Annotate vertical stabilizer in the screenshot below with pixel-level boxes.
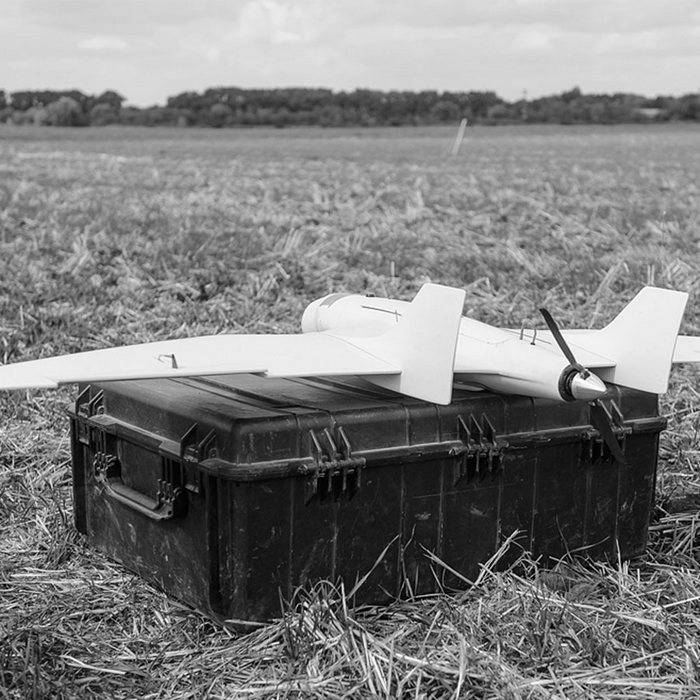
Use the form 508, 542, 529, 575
365, 283, 466, 404
595, 286, 688, 394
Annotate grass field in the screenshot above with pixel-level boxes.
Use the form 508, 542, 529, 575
0, 123, 698, 698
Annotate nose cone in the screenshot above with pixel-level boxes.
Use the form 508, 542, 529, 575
301, 299, 322, 333
570, 372, 607, 401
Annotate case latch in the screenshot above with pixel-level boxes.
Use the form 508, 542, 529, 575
305, 425, 365, 503
453, 414, 503, 485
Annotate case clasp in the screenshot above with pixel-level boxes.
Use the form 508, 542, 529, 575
453, 414, 504, 485
305, 425, 365, 503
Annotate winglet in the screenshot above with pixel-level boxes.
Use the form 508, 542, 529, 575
595, 286, 688, 394
367, 283, 466, 404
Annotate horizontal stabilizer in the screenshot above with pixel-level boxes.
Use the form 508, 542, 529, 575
673, 335, 700, 364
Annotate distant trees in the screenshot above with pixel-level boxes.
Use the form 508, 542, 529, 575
0, 86, 697, 127
89, 102, 120, 126
669, 93, 700, 120
158, 88, 556, 127
10, 89, 92, 112
208, 102, 233, 128
37, 96, 86, 126
95, 90, 125, 111
87, 91, 126, 124
431, 100, 460, 123
2, 89, 126, 126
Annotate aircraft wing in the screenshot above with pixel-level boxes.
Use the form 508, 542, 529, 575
0, 333, 400, 390
0, 283, 467, 405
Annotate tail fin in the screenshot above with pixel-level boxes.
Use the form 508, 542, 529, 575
366, 283, 466, 404
596, 286, 688, 394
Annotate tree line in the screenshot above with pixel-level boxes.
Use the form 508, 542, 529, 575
1, 86, 698, 127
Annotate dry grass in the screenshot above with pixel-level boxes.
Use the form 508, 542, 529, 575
0, 123, 698, 698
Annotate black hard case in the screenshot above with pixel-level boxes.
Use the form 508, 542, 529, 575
69, 375, 665, 621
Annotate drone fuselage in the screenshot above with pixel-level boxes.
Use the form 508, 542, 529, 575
301, 293, 606, 403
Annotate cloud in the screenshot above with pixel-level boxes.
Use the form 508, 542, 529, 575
349, 0, 699, 36
1, 0, 698, 104
511, 27, 554, 51
78, 35, 129, 51
235, 0, 306, 43
594, 27, 700, 57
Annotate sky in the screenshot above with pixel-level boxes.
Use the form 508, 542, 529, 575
1, 0, 699, 106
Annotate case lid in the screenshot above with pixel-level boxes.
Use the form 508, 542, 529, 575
72, 374, 663, 487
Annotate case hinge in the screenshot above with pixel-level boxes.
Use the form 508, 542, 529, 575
305, 425, 365, 503
74, 386, 105, 445
178, 424, 217, 493
453, 414, 503, 485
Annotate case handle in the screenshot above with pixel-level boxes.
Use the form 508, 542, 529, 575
93, 452, 184, 521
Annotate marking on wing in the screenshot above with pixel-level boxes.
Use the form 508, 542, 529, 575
361, 305, 402, 322
320, 293, 352, 307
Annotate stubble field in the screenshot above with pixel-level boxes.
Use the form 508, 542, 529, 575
0, 123, 699, 698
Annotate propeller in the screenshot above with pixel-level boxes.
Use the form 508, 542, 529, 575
539, 307, 627, 465
539, 308, 580, 369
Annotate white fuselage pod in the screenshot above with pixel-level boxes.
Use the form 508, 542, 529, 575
301, 293, 411, 337
301, 293, 603, 402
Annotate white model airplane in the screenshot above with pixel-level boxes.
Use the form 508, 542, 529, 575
3, 282, 696, 462
0, 284, 697, 407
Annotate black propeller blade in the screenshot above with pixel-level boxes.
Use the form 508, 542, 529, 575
539, 307, 589, 377
589, 401, 628, 465
538, 307, 627, 465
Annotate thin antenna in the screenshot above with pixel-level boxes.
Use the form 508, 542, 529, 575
157, 353, 178, 369
450, 118, 468, 157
